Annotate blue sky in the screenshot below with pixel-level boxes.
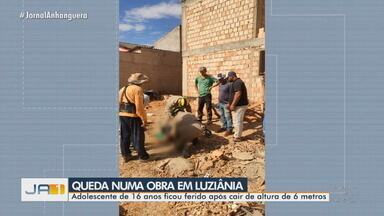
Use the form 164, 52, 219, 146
119, 0, 181, 45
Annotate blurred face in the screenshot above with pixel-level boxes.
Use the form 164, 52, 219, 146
227, 76, 235, 82
200, 70, 207, 76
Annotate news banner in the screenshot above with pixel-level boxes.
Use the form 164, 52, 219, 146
21, 178, 329, 202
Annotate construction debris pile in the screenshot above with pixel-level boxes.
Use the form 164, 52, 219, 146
120, 99, 265, 216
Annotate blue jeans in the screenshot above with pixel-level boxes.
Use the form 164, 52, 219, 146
218, 102, 233, 131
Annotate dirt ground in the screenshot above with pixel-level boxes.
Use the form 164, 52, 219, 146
119, 99, 265, 216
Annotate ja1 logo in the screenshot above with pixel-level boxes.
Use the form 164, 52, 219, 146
25, 184, 65, 195
21, 178, 68, 202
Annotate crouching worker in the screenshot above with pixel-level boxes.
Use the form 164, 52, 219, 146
157, 112, 212, 158
119, 73, 150, 162
164, 95, 192, 118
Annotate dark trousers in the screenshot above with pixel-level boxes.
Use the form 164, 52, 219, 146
120, 116, 148, 158
198, 94, 212, 121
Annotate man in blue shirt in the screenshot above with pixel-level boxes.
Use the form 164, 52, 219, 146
216, 73, 233, 136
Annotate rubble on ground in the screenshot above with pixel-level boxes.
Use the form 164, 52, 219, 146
167, 157, 194, 175
232, 151, 254, 161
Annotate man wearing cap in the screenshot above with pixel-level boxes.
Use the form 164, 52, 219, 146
195, 67, 217, 124
216, 73, 233, 136
119, 73, 150, 162
227, 71, 249, 142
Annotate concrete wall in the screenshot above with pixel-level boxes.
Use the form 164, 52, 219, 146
120, 47, 182, 95
154, 26, 181, 52
182, 0, 265, 104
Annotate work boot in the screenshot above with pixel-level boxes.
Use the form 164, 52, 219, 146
123, 154, 133, 163
233, 137, 242, 142
182, 147, 192, 158
139, 153, 150, 161
224, 130, 233, 136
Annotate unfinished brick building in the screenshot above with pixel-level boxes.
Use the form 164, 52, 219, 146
182, 0, 265, 105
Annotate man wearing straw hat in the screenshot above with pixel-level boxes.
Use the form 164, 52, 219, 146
119, 73, 150, 162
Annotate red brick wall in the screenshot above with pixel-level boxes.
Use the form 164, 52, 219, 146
182, 0, 265, 105
184, 0, 256, 50
120, 48, 182, 95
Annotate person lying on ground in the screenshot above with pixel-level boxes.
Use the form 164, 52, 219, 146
157, 112, 211, 158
